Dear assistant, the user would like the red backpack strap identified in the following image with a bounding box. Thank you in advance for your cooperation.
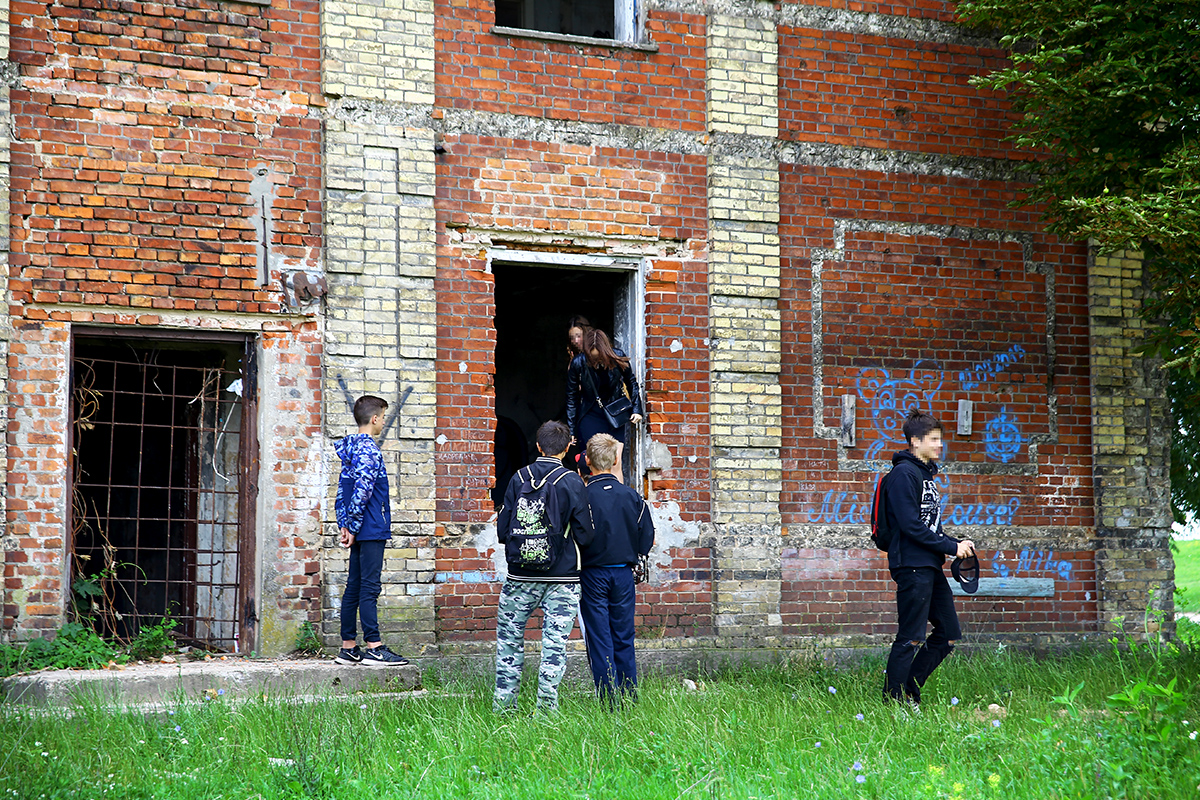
[871,473,885,533]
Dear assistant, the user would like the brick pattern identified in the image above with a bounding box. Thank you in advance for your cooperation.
[322,0,435,103]
[4,0,324,646]
[1089,250,1174,637]
[10,0,322,313]
[706,15,784,642]
[437,3,707,129]
[781,548,1099,639]
[3,323,69,638]
[4,0,1175,655]
[707,16,777,137]
[321,121,440,649]
[779,30,1019,158]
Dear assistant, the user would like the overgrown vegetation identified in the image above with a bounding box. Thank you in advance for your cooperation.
[3,642,1199,799]
[0,617,179,678]
[293,621,324,656]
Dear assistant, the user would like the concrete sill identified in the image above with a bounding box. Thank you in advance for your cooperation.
[491,26,659,53]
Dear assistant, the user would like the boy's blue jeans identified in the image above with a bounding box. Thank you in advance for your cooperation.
[340,539,386,643]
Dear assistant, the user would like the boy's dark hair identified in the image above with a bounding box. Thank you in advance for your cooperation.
[536,420,571,456]
[353,395,389,426]
[902,409,942,446]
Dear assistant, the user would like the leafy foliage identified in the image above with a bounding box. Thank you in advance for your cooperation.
[127,617,179,662]
[293,621,323,656]
[957,0,1200,517]
[0,623,125,676]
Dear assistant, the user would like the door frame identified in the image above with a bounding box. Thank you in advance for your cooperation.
[486,249,648,482]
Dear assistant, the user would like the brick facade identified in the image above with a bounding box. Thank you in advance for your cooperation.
[0,0,1174,656]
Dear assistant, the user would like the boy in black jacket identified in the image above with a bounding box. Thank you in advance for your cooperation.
[494,421,595,713]
[882,410,975,706]
[579,433,655,705]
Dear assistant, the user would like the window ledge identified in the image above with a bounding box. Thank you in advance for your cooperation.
[491,26,659,52]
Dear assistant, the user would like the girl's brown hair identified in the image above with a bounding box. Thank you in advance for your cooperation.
[583,329,629,371]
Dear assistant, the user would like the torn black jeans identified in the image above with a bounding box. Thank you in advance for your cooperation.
[884,565,961,703]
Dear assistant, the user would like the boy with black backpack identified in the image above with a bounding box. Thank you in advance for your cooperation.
[494,420,595,713]
[872,409,974,707]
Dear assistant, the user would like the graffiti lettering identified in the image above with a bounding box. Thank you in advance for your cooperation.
[959,345,1026,391]
[943,497,1020,526]
[803,490,871,525]
[990,548,1073,581]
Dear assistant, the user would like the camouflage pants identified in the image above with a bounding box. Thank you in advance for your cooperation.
[494,580,581,713]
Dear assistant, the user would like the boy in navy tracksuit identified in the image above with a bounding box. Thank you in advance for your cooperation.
[333,395,408,666]
[882,410,974,704]
[579,433,654,705]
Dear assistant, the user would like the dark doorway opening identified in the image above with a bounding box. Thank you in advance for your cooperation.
[492,263,636,505]
[69,331,258,651]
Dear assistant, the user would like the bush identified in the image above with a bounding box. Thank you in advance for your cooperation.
[0,623,126,677]
[294,621,323,655]
[127,617,178,662]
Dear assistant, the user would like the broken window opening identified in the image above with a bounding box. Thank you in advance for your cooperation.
[69,332,258,652]
[492,259,644,507]
[494,0,639,42]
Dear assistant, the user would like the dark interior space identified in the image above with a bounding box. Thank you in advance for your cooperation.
[70,336,248,647]
[492,263,629,505]
[494,0,615,39]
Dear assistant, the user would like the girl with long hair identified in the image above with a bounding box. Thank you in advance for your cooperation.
[566,329,643,482]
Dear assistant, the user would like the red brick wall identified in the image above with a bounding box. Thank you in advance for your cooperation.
[9,0,322,314]
[4,0,324,640]
[779,30,1020,159]
[432,136,713,640]
[436,2,706,129]
[779,163,1097,637]
[782,548,1098,637]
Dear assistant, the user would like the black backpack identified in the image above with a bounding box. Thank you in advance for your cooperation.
[506,466,572,570]
[869,472,893,552]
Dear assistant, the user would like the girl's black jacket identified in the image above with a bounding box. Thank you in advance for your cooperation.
[566,351,643,434]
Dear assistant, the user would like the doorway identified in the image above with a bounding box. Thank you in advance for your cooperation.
[491,258,643,505]
[68,330,258,651]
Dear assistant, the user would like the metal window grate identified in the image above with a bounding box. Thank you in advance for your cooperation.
[70,336,256,651]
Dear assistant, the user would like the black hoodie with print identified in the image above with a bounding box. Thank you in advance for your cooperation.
[884,449,960,571]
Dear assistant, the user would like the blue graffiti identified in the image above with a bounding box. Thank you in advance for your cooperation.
[943,496,1020,526]
[803,490,871,525]
[984,406,1024,463]
[990,549,1073,581]
[856,361,944,459]
[803,477,1021,529]
[959,345,1026,391]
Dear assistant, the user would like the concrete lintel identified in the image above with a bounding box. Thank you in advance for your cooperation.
[486,248,641,272]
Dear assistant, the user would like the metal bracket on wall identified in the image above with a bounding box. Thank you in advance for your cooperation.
[958,399,973,436]
[840,394,856,448]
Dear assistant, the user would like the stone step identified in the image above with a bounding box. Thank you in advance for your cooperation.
[2,657,421,708]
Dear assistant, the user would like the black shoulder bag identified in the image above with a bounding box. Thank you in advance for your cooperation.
[582,363,633,428]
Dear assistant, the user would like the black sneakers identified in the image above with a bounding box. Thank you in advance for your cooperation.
[360,644,409,667]
[334,645,364,665]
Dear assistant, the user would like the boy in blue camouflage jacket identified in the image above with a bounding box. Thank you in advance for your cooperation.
[333,395,408,667]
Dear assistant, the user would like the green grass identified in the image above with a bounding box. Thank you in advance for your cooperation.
[4,645,1200,799]
[1175,540,1200,612]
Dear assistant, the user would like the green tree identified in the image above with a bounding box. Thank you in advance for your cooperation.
[957,0,1200,519]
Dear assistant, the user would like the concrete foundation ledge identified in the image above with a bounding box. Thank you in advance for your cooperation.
[2,658,421,708]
